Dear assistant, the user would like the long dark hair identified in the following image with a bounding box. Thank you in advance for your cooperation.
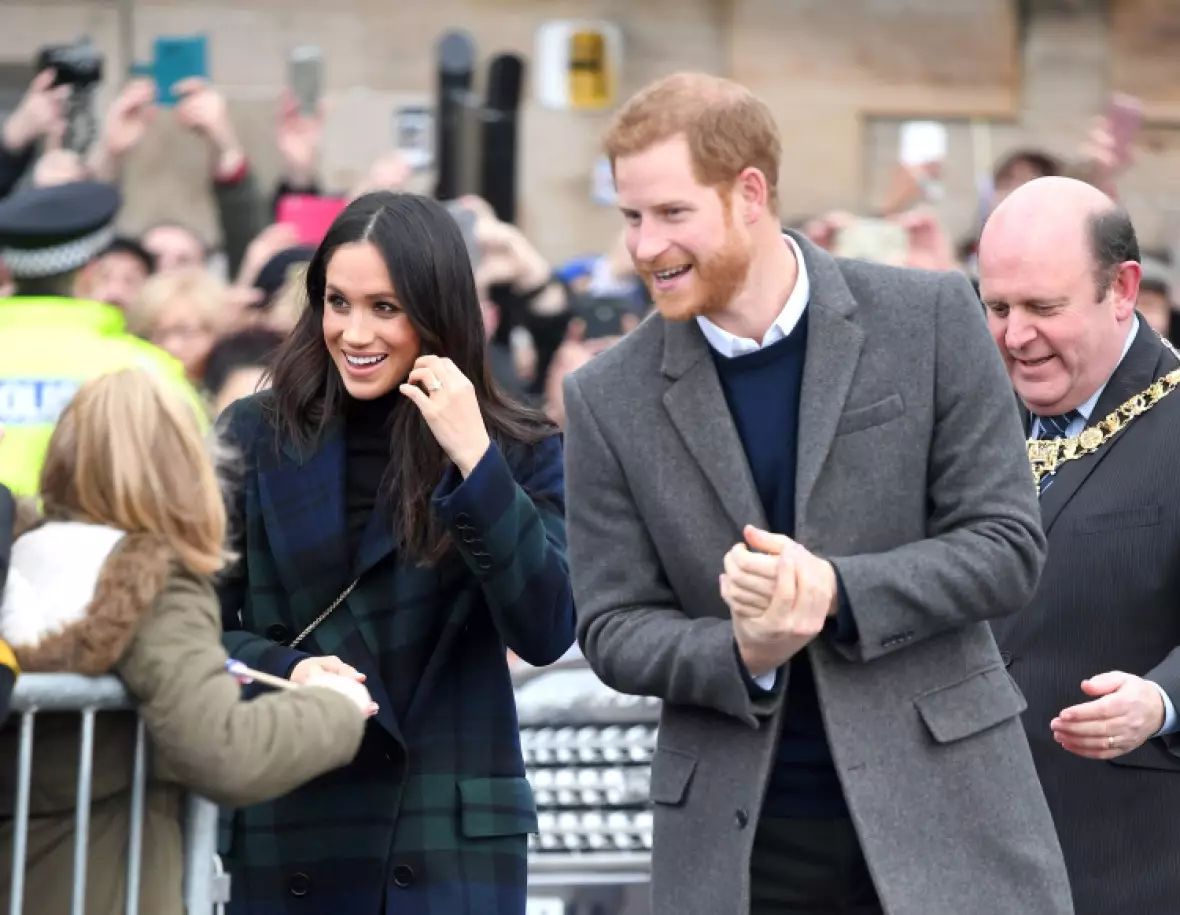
[266,191,556,564]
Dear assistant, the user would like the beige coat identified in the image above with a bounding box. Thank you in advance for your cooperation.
[0,507,366,915]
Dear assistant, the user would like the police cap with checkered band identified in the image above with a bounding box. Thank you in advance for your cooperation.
[0,180,121,280]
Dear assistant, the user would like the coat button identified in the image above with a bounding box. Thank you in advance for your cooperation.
[267,624,291,643]
[455,513,472,526]
[1001,651,1013,668]
[289,872,311,897]
[392,864,415,888]
[734,808,749,829]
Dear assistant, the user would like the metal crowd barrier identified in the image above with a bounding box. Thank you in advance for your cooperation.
[7,673,230,914]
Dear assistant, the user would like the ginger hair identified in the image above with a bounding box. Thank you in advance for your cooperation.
[603,72,781,212]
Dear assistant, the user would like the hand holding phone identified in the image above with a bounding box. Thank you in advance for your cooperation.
[898,120,947,203]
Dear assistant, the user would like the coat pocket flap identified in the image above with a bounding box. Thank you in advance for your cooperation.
[457,776,539,838]
[648,746,697,806]
[914,666,1027,744]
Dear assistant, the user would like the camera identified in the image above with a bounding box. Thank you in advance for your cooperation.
[35,37,103,89]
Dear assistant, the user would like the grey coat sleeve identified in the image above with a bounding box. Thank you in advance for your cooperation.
[564,373,781,729]
[829,271,1047,663]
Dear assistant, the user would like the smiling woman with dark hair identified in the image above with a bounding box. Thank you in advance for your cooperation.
[215,191,575,915]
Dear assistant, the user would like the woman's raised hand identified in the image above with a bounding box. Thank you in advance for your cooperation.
[399,354,492,478]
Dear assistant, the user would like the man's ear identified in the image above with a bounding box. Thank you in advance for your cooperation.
[736,166,771,224]
[1111,261,1142,321]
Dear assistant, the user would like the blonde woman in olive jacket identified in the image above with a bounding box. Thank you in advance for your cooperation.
[0,369,375,915]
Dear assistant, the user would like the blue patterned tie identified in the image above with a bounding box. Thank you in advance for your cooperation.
[1034,410,1081,493]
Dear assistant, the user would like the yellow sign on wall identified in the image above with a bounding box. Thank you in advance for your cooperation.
[536,21,622,112]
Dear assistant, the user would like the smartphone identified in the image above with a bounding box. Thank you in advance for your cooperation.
[833,219,909,267]
[276,194,347,246]
[393,105,434,171]
[153,35,208,107]
[289,46,323,117]
[443,201,482,269]
[1106,93,1142,165]
[574,296,636,340]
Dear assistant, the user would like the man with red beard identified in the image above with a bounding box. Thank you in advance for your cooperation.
[562,73,1072,915]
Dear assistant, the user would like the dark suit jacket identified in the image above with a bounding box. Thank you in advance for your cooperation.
[996,318,1180,915]
[215,392,575,915]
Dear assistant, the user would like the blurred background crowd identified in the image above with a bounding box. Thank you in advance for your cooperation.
[1,0,1178,443]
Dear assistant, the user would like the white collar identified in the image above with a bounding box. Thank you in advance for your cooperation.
[696,234,810,358]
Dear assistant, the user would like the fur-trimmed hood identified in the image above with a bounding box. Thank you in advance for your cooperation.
[0,509,177,675]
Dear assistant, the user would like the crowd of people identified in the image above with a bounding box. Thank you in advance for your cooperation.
[0,52,1176,915]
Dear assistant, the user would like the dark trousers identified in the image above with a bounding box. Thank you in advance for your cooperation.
[749,816,883,915]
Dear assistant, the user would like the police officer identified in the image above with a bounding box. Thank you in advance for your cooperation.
[0,181,196,494]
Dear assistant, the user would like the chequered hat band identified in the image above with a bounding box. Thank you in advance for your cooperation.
[1,225,116,279]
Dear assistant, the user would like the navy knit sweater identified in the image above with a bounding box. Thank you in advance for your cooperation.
[711,315,850,819]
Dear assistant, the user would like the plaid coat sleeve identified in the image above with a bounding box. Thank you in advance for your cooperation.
[432,435,574,666]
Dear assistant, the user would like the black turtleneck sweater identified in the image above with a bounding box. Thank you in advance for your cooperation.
[343,390,398,560]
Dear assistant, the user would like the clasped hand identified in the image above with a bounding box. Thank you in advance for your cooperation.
[720,525,838,679]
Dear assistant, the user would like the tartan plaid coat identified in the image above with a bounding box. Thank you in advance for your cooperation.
[215,393,575,915]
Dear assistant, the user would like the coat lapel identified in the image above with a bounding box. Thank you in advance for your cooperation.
[353,508,397,580]
[256,421,405,739]
[792,235,865,523]
[661,320,766,534]
[1039,321,1170,534]
[257,421,352,612]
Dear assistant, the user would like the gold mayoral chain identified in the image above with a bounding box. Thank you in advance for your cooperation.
[1027,333,1180,487]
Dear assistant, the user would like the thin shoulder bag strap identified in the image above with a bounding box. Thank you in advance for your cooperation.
[288,578,360,649]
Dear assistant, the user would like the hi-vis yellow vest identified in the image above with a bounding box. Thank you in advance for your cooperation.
[0,297,203,495]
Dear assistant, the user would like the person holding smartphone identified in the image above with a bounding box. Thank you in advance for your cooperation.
[216,190,575,915]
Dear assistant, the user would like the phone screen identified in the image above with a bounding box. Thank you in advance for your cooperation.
[276,194,347,246]
[443,201,482,269]
[289,47,323,116]
[153,36,209,107]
